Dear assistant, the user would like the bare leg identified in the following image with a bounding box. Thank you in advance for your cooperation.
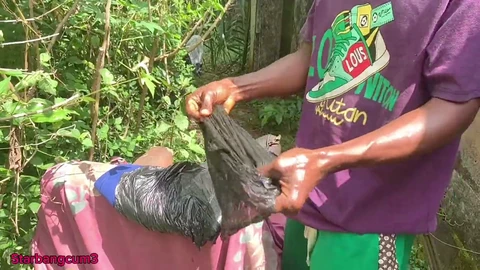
[133,146,174,167]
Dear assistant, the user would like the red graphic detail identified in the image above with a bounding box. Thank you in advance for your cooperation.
[342,42,371,77]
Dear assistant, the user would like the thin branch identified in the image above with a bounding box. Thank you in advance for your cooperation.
[154,0,235,62]
[162,35,170,85]
[9,0,42,41]
[134,1,160,135]
[47,0,82,52]
[29,0,40,70]
[428,233,480,255]
[0,33,58,47]
[0,94,81,122]
[0,2,65,23]
[153,10,210,61]
[8,127,22,235]
[0,68,28,72]
[88,0,112,161]
[191,0,236,53]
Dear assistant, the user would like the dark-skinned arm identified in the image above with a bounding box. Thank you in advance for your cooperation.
[231,43,312,103]
[319,98,480,174]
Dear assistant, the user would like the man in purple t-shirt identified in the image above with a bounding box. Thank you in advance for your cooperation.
[186,1,480,269]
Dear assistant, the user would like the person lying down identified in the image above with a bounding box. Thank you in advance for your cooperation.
[94,134,282,247]
[31,135,285,270]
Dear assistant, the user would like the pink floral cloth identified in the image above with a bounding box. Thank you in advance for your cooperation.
[31,160,284,270]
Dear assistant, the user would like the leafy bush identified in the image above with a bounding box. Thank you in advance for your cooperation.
[255,97,303,130]
[0,0,236,268]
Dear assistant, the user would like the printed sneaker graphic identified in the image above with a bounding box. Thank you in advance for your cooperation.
[307,2,395,103]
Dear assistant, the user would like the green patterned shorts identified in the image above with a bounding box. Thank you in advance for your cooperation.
[282,219,415,270]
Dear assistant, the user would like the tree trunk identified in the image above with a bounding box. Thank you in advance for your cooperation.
[290,0,313,53]
[249,0,284,71]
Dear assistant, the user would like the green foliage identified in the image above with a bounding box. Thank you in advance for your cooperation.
[255,97,303,130]
[410,242,429,270]
[0,0,234,268]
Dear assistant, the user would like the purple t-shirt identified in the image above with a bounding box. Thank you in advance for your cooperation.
[295,0,480,234]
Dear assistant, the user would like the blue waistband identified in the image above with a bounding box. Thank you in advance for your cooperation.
[94,164,142,206]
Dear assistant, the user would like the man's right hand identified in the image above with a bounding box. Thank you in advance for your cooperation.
[186,43,313,121]
[186,78,239,121]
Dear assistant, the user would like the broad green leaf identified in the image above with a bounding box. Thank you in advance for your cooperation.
[179,149,189,159]
[275,114,283,125]
[98,125,109,140]
[142,76,156,97]
[174,114,189,131]
[37,77,58,95]
[157,121,171,133]
[66,56,83,64]
[82,138,93,148]
[54,156,68,164]
[36,163,55,170]
[2,100,24,115]
[28,202,41,213]
[15,72,42,91]
[40,53,51,66]
[28,98,51,107]
[91,36,100,48]
[0,167,13,177]
[0,209,8,218]
[139,21,162,34]
[100,68,115,85]
[0,77,11,97]
[71,129,81,138]
[107,88,120,100]
[114,117,122,125]
[30,109,71,123]
[81,96,96,103]
[30,156,43,166]
[54,97,66,104]
[84,61,95,70]
[162,96,171,106]
[188,143,205,155]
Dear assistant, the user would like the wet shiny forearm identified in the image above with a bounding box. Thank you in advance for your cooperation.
[316,98,480,175]
[230,43,312,103]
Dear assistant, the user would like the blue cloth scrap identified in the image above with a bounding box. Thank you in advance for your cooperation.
[94,164,142,206]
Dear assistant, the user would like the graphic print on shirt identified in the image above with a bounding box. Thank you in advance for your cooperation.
[307,2,400,126]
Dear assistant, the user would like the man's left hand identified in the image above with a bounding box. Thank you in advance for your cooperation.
[259,147,332,216]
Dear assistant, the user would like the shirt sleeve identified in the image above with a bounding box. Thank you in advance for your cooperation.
[423,0,480,102]
[299,1,317,43]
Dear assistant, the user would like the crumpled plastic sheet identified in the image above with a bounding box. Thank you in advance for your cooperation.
[199,106,281,238]
[115,162,221,247]
[114,106,280,247]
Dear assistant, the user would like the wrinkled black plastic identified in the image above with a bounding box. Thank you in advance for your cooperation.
[115,162,221,247]
[114,107,280,247]
[199,106,281,237]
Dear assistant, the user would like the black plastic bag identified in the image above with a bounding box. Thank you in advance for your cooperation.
[113,107,280,247]
[115,162,221,247]
[199,106,281,237]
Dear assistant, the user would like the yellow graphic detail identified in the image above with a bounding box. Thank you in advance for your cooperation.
[356,4,373,36]
[332,11,351,35]
[366,27,380,46]
[315,98,368,126]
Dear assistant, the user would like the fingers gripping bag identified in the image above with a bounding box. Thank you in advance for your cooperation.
[94,115,281,247]
[199,105,281,237]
